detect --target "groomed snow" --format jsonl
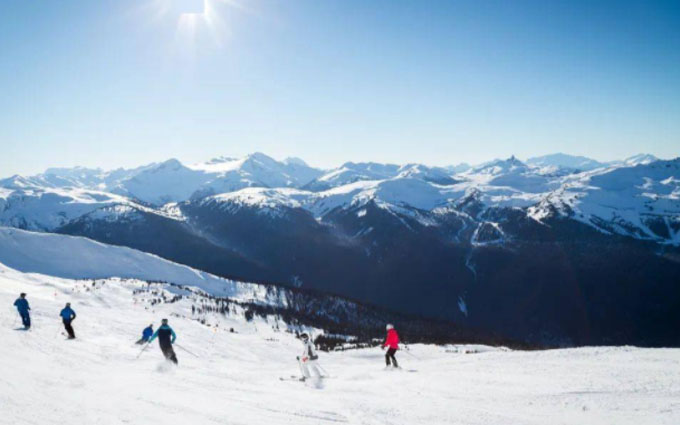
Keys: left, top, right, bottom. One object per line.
{"left": 1, "top": 264, "right": 678, "bottom": 425}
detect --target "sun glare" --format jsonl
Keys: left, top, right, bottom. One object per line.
{"left": 174, "top": 0, "right": 205, "bottom": 14}
{"left": 148, "top": 0, "right": 237, "bottom": 48}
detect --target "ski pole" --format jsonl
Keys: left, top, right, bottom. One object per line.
{"left": 402, "top": 345, "right": 420, "bottom": 360}
{"left": 136, "top": 343, "right": 151, "bottom": 359}
{"left": 174, "top": 343, "right": 199, "bottom": 358}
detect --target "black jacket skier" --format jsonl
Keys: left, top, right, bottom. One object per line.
{"left": 148, "top": 318, "right": 178, "bottom": 364}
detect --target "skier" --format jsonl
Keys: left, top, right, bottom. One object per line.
{"left": 13, "top": 293, "right": 31, "bottom": 329}
{"left": 296, "top": 333, "right": 321, "bottom": 381}
{"left": 136, "top": 324, "right": 154, "bottom": 345}
{"left": 382, "top": 324, "right": 400, "bottom": 368}
{"left": 148, "top": 318, "right": 178, "bottom": 364}
{"left": 60, "top": 303, "right": 77, "bottom": 339}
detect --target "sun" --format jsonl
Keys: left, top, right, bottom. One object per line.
{"left": 149, "top": 0, "right": 240, "bottom": 47}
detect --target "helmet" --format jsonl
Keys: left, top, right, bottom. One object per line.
{"left": 162, "top": 318, "right": 168, "bottom": 324}
{"left": 20, "top": 293, "right": 26, "bottom": 297}
{"left": 300, "top": 333, "right": 309, "bottom": 340}
{"left": 386, "top": 324, "right": 394, "bottom": 330}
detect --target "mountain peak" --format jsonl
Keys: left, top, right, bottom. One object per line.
{"left": 157, "top": 158, "right": 184, "bottom": 169}
{"left": 245, "top": 152, "right": 277, "bottom": 163}
{"left": 623, "top": 153, "right": 658, "bottom": 166}
{"left": 283, "top": 157, "right": 309, "bottom": 167}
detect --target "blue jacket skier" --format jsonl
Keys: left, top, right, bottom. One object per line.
{"left": 136, "top": 324, "right": 154, "bottom": 345}
{"left": 60, "top": 303, "right": 77, "bottom": 339}
{"left": 13, "top": 293, "right": 30, "bottom": 329}
{"left": 148, "top": 318, "right": 178, "bottom": 364}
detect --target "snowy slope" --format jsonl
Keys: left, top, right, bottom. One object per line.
{"left": 621, "top": 153, "right": 660, "bottom": 166}
{"left": 1, "top": 263, "right": 678, "bottom": 425}
{"left": 189, "top": 152, "right": 322, "bottom": 187}
{"left": 526, "top": 153, "right": 608, "bottom": 172}
{"left": 113, "top": 159, "right": 211, "bottom": 205}
{"left": 303, "top": 162, "right": 402, "bottom": 191}
{"left": 529, "top": 159, "right": 680, "bottom": 243}
{"left": 0, "top": 186, "right": 136, "bottom": 231}
{"left": 0, "top": 227, "right": 266, "bottom": 300}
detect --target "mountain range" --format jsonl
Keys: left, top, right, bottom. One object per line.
{"left": 1, "top": 152, "right": 678, "bottom": 346}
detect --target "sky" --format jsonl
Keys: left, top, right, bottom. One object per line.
{"left": 0, "top": 0, "right": 679, "bottom": 175}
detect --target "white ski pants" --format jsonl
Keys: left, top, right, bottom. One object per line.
{"left": 299, "top": 359, "right": 322, "bottom": 379}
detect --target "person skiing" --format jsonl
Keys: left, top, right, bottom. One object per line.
{"left": 147, "top": 318, "right": 178, "bottom": 364}
{"left": 13, "top": 293, "right": 31, "bottom": 329}
{"left": 60, "top": 303, "right": 77, "bottom": 339}
{"left": 382, "top": 324, "right": 400, "bottom": 368}
{"left": 136, "top": 324, "right": 154, "bottom": 345}
{"left": 296, "top": 333, "right": 321, "bottom": 381}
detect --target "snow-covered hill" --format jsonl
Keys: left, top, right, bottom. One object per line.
{"left": 0, "top": 185, "right": 137, "bottom": 231}
{"left": 527, "top": 153, "right": 608, "bottom": 172}
{"left": 1, "top": 263, "right": 678, "bottom": 425}
{"left": 0, "top": 227, "right": 263, "bottom": 299}
{"left": 529, "top": 158, "right": 680, "bottom": 244}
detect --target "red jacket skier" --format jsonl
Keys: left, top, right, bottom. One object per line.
{"left": 382, "top": 324, "right": 400, "bottom": 368}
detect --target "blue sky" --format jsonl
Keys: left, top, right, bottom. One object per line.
{"left": 0, "top": 0, "right": 678, "bottom": 175}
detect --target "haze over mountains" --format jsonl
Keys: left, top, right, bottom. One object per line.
{"left": 1, "top": 152, "right": 678, "bottom": 346}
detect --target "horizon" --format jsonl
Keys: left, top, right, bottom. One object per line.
{"left": 1, "top": 0, "right": 679, "bottom": 176}
{"left": 0, "top": 150, "right": 673, "bottom": 179}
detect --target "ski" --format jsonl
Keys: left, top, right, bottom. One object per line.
{"left": 279, "top": 375, "right": 332, "bottom": 381}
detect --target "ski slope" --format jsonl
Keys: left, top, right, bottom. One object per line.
{"left": 0, "top": 227, "right": 270, "bottom": 301}
{"left": 1, "top": 264, "right": 678, "bottom": 425}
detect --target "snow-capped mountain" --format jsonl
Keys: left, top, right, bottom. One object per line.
{"left": 526, "top": 153, "right": 608, "bottom": 172}
{"left": 0, "top": 185, "right": 137, "bottom": 231}
{"left": 529, "top": 158, "right": 680, "bottom": 244}
{"left": 621, "top": 153, "right": 660, "bottom": 166}
{"left": 3, "top": 153, "right": 324, "bottom": 207}
{"left": 2, "top": 152, "right": 678, "bottom": 346}
{"left": 189, "top": 152, "right": 324, "bottom": 193}
{"left": 302, "top": 161, "right": 401, "bottom": 191}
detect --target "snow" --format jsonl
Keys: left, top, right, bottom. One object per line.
{"left": 113, "top": 159, "right": 211, "bottom": 205}
{"left": 3, "top": 153, "right": 324, "bottom": 207}
{"left": 0, "top": 187, "right": 136, "bottom": 231}
{"left": 2, "top": 153, "right": 678, "bottom": 244}
{"left": 622, "top": 153, "right": 659, "bottom": 166}
{"left": 208, "top": 187, "right": 306, "bottom": 210}
{"left": 526, "top": 153, "right": 608, "bottom": 172}
{"left": 1, "top": 262, "right": 678, "bottom": 424}
{"left": 531, "top": 159, "right": 680, "bottom": 244}
{"left": 191, "top": 152, "right": 324, "bottom": 195}
{"left": 308, "top": 162, "right": 402, "bottom": 189}
{"left": 0, "top": 227, "right": 267, "bottom": 301}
